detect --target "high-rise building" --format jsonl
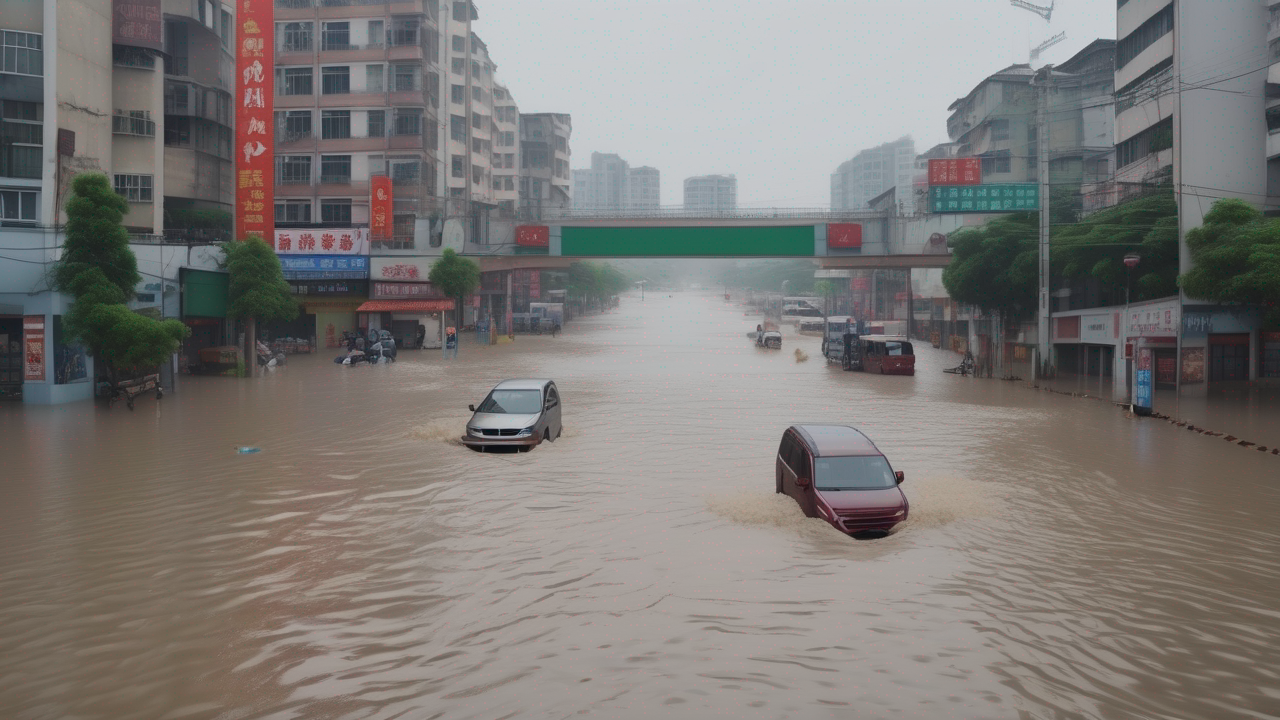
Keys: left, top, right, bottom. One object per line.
{"left": 519, "top": 112, "right": 572, "bottom": 217}
{"left": 492, "top": 81, "right": 519, "bottom": 216}
{"left": 571, "top": 152, "right": 660, "bottom": 210}
{"left": 683, "top": 174, "right": 735, "bottom": 211}
{"left": 0, "top": 0, "right": 237, "bottom": 235}
{"left": 831, "top": 137, "right": 915, "bottom": 213}
{"left": 272, "top": 0, "right": 441, "bottom": 249}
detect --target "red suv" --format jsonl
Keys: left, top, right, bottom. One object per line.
{"left": 776, "top": 425, "right": 908, "bottom": 535}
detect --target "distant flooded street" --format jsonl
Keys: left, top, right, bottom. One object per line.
{"left": 3, "top": 292, "right": 1279, "bottom": 719}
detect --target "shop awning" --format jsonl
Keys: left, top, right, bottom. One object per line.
{"left": 356, "top": 300, "right": 454, "bottom": 313}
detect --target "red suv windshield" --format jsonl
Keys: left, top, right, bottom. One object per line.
{"left": 813, "top": 456, "right": 896, "bottom": 490}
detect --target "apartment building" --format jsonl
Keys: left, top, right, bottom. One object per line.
{"left": 571, "top": 152, "right": 660, "bottom": 210}
{"left": 831, "top": 137, "right": 916, "bottom": 214}
{"left": 519, "top": 112, "right": 572, "bottom": 217}
{"left": 1112, "top": 0, "right": 1174, "bottom": 191}
{"left": 683, "top": 174, "right": 735, "bottom": 211}
{"left": 271, "top": 0, "right": 441, "bottom": 249}
{"left": 491, "top": 81, "right": 519, "bottom": 216}
{"left": 0, "top": 0, "right": 235, "bottom": 234}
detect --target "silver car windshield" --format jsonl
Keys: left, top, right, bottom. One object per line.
{"left": 477, "top": 389, "right": 542, "bottom": 415}
{"left": 813, "top": 456, "right": 896, "bottom": 490}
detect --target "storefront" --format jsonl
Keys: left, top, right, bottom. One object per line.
{"left": 179, "top": 268, "right": 231, "bottom": 372}
{"left": 278, "top": 255, "right": 370, "bottom": 348}
{"left": 0, "top": 314, "right": 22, "bottom": 400}
{"left": 1181, "top": 305, "right": 1262, "bottom": 389}
{"left": 356, "top": 297, "right": 454, "bottom": 350}
{"left": 1052, "top": 311, "right": 1122, "bottom": 379}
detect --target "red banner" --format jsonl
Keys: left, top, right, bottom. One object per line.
{"left": 23, "top": 315, "right": 45, "bottom": 382}
{"left": 370, "top": 175, "right": 393, "bottom": 239}
{"left": 827, "top": 223, "right": 862, "bottom": 249}
{"left": 236, "top": 0, "right": 274, "bottom": 243}
{"left": 928, "top": 158, "right": 981, "bottom": 186}
{"left": 515, "top": 225, "right": 549, "bottom": 247}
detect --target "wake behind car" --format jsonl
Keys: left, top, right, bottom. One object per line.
{"left": 776, "top": 424, "right": 909, "bottom": 535}
{"left": 462, "top": 379, "right": 563, "bottom": 451}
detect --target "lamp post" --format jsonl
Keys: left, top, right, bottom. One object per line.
{"left": 1123, "top": 253, "right": 1141, "bottom": 408}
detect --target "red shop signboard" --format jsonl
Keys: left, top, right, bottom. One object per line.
{"left": 23, "top": 315, "right": 45, "bottom": 382}
{"left": 828, "top": 223, "right": 862, "bottom": 249}
{"left": 928, "top": 158, "right": 981, "bottom": 186}
{"left": 370, "top": 175, "right": 393, "bottom": 239}
{"left": 515, "top": 225, "right": 549, "bottom": 247}
{"left": 236, "top": 0, "right": 274, "bottom": 243}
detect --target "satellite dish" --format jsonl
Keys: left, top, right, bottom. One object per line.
{"left": 443, "top": 219, "right": 465, "bottom": 251}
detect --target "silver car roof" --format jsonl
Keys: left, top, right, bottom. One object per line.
{"left": 493, "top": 379, "right": 553, "bottom": 391}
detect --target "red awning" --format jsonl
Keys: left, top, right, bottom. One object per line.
{"left": 356, "top": 300, "right": 454, "bottom": 313}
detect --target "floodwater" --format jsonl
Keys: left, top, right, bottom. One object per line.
{"left": 3, "top": 293, "right": 1279, "bottom": 720}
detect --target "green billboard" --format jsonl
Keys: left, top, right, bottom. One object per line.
{"left": 929, "top": 183, "right": 1039, "bottom": 213}
{"left": 559, "top": 225, "right": 815, "bottom": 257}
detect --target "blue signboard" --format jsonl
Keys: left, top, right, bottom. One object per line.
{"left": 1133, "top": 347, "right": 1153, "bottom": 415}
{"left": 278, "top": 255, "right": 369, "bottom": 280}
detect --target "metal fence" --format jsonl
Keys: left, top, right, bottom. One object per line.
{"left": 516, "top": 206, "right": 889, "bottom": 222}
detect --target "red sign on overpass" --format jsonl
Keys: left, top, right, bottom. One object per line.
{"left": 827, "top": 223, "right": 862, "bottom": 249}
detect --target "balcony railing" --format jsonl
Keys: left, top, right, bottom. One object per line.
{"left": 319, "top": 174, "right": 353, "bottom": 184}
{"left": 113, "top": 114, "right": 157, "bottom": 138}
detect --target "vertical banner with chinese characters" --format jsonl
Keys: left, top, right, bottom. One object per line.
{"left": 23, "top": 315, "right": 45, "bottom": 382}
{"left": 236, "top": 0, "right": 274, "bottom": 243}
{"left": 370, "top": 176, "right": 393, "bottom": 240}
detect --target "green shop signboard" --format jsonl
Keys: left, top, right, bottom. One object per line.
{"left": 929, "top": 184, "right": 1039, "bottom": 213}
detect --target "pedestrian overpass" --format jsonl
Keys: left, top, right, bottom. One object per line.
{"left": 465, "top": 209, "right": 956, "bottom": 272}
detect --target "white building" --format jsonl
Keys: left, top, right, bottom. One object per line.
{"left": 572, "top": 152, "right": 660, "bottom": 210}
{"left": 831, "top": 137, "right": 915, "bottom": 213}
{"left": 683, "top": 174, "right": 736, "bottom": 211}
{"left": 519, "top": 112, "right": 572, "bottom": 217}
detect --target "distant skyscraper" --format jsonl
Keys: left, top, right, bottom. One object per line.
{"left": 683, "top": 174, "right": 736, "bottom": 211}
{"left": 572, "top": 152, "right": 660, "bottom": 209}
{"left": 831, "top": 137, "right": 916, "bottom": 213}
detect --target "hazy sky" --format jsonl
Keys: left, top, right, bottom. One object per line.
{"left": 476, "top": 0, "right": 1117, "bottom": 207}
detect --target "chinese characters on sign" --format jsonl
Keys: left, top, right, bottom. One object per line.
{"left": 928, "top": 158, "right": 981, "bottom": 186}
{"left": 278, "top": 255, "right": 370, "bottom": 280}
{"left": 515, "top": 225, "right": 549, "bottom": 247}
{"left": 23, "top": 315, "right": 45, "bottom": 382}
{"left": 827, "top": 223, "right": 863, "bottom": 249}
{"left": 274, "top": 228, "right": 369, "bottom": 255}
{"left": 236, "top": 0, "right": 274, "bottom": 243}
{"left": 372, "top": 282, "right": 445, "bottom": 299}
{"left": 928, "top": 184, "right": 1039, "bottom": 213}
{"left": 112, "top": 0, "right": 163, "bottom": 50}
{"left": 370, "top": 176, "right": 393, "bottom": 239}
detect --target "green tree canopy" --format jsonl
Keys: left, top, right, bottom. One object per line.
{"left": 54, "top": 173, "right": 188, "bottom": 381}
{"left": 1180, "top": 198, "right": 1280, "bottom": 327}
{"left": 428, "top": 249, "right": 481, "bottom": 328}
{"left": 220, "top": 236, "right": 298, "bottom": 323}
{"left": 942, "top": 212, "right": 1039, "bottom": 319}
{"left": 567, "top": 261, "right": 629, "bottom": 305}
{"left": 1052, "top": 190, "right": 1178, "bottom": 303}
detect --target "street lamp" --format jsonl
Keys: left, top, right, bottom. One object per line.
{"left": 1123, "top": 253, "right": 1141, "bottom": 409}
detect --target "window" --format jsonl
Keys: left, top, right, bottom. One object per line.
{"left": 451, "top": 84, "right": 464, "bottom": 104}
{"left": 277, "top": 110, "right": 312, "bottom": 141}
{"left": 392, "top": 214, "right": 414, "bottom": 247}
{"left": 165, "top": 116, "right": 191, "bottom": 146}
{"left": 281, "top": 22, "right": 313, "bottom": 52}
{"left": 450, "top": 187, "right": 464, "bottom": 198}
{"left": 394, "top": 108, "right": 422, "bottom": 136}
{"left": 451, "top": 57, "right": 464, "bottom": 74}
{"left": 112, "top": 110, "right": 156, "bottom": 137}
{"left": 113, "top": 174, "right": 153, "bottom": 202}
{"left": 0, "top": 188, "right": 37, "bottom": 223}
{"left": 471, "top": 85, "right": 484, "bottom": 102}
{"left": 321, "top": 66, "right": 350, "bottom": 94}
{"left": 392, "top": 64, "right": 417, "bottom": 92}
{"left": 390, "top": 159, "right": 420, "bottom": 182}
{"left": 504, "top": 176, "right": 514, "bottom": 191}
{"left": 990, "top": 118, "right": 1009, "bottom": 142}
{"left": 320, "top": 198, "right": 351, "bottom": 223}
{"left": 981, "top": 150, "right": 1011, "bottom": 175}
{"left": 472, "top": 137, "right": 482, "bottom": 153}
{"left": 366, "top": 64, "right": 383, "bottom": 93}
{"left": 1117, "top": 117, "right": 1173, "bottom": 168}
{"left": 276, "top": 155, "right": 312, "bottom": 184}
{"left": 1, "top": 100, "right": 42, "bottom": 179}
{"left": 279, "top": 67, "right": 313, "bottom": 95}
{"left": 321, "top": 22, "right": 350, "bottom": 51}
{"left": 1117, "top": 4, "right": 1174, "bottom": 70}
{"left": 471, "top": 112, "right": 482, "bottom": 129}
{"left": 452, "top": 34, "right": 465, "bottom": 52}
{"left": 320, "top": 155, "right": 351, "bottom": 184}
{"left": 321, "top": 110, "right": 350, "bottom": 139}
{"left": 221, "top": 10, "right": 232, "bottom": 47}
{"left": 367, "top": 20, "right": 383, "bottom": 48}
{"left": 389, "top": 18, "right": 418, "bottom": 46}
{"left": 452, "top": 154, "right": 464, "bottom": 178}
{"left": 367, "top": 154, "right": 386, "bottom": 176}
{"left": 492, "top": 177, "right": 501, "bottom": 190}
{"left": 113, "top": 45, "right": 155, "bottom": 69}
{"left": 451, "top": 114, "right": 466, "bottom": 141}
{"left": 274, "top": 199, "right": 311, "bottom": 223}
{"left": 367, "top": 110, "right": 385, "bottom": 137}
{"left": 2, "top": 31, "right": 43, "bottom": 76}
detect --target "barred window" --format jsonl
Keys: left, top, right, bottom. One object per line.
{"left": 113, "top": 174, "right": 153, "bottom": 202}
{"left": 276, "top": 155, "right": 312, "bottom": 184}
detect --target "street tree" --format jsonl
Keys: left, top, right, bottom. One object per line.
{"left": 54, "top": 173, "right": 188, "bottom": 384}
{"left": 220, "top": 236, "right": 298, "bottom": 376}
{"left": 1180, "top": 198, "right": 1280, "bottom": 328}
{"left": 428, "top": 249, "right": 481, "bottom": 332}
{"left": 1052, "top": 190, "right": 1178, "bottom": 303}
{"left": 942, "top": 212, "right": 1039, "bottom": 320}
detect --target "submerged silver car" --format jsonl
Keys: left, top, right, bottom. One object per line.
{"left": 462, "top": 379, "right": 563, "bottom": 451}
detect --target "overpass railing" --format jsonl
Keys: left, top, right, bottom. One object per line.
{"left": 516, "top": 207, "right": 889, "bottom": 222}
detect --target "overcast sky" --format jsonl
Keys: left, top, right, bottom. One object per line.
{"left": 476, "top": 0, "right": 1117, "bottom": 207}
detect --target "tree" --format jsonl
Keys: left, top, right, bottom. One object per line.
{"left": 428, "top": 248, "right": 481, "bottom": 332}
{"left": 54, "top": 173, "right": 189, "bottom": 384}
{"left": 812, "top": 280, "right": 836, "bottom": 316}
{"left": 567, "top": 261, "right": 630, "bottom": 310}
{"left": 1052, "top": 190, "right": 1178, "bottom": 304}
{"left": 1180, "top": 198, "right": 1280, "bottom": 328}
{"left": 942, "top": 212, "right": 1039, "bottom": 319}
{"left": 220, "top": 236, "right": 298, "bottom": 376}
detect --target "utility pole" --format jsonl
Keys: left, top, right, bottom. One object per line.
{"left": 1034, "top": 65, "right": 1053, "bottom": 378}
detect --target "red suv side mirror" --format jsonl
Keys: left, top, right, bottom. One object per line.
{"left": 895, "top": 471, "right": 905, "bottom": 484}
{"left": 796, "top": 476, "right": 811, "bottom": 488}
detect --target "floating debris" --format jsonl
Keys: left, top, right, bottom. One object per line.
{"left": 236, "top": 447, "right": 261, "bottom": 455}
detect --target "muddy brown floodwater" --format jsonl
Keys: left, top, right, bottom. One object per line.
{"left": 3, "top": 293, "right": 1279, "bottom": 719}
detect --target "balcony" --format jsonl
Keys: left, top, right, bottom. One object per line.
{"left": 275, "top": 0, "right": 430, "bottom": 20}
{"left": 113, "top": 113, "right": 157, "bottom": 138}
